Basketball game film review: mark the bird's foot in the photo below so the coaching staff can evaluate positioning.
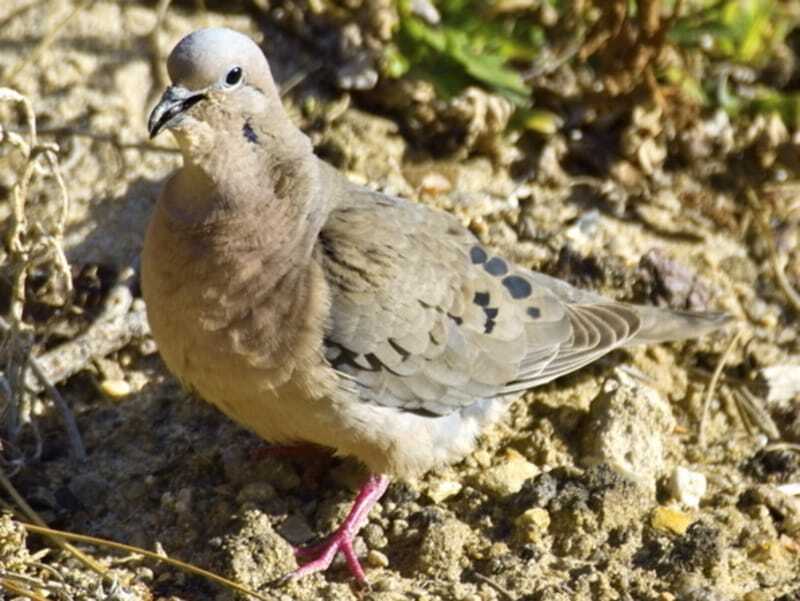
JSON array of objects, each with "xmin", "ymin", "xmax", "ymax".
[{"xmin": 288, "ymin": 474, "xmax": 390, "ymax": 584}]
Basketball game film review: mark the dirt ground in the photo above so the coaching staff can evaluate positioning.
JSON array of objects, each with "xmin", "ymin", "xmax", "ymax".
[{"xmin": 1, "ymin": 1, "xmax": 800, "ymax": 600}]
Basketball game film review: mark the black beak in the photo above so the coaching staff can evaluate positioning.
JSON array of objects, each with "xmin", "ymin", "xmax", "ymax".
[{"xmin": 148, "ymin": 85, "xmax": 206, "ymax": 138}]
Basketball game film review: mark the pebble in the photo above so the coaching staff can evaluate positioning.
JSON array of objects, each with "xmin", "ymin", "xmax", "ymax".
[
  {"xmin": 477, "ymin": 449, "xmax": 539, "ymax": 496},
  {"xmin": 99, "ymin": 378, "xmax": 131, "ymax": 399},
  {"xmin": 581, "ymin": 369, "xmax": 675, "ymax": 496},
  {"xmin": 514, "ymin": 507, "xmax": 551, "ymax": 542},
  {"xmin": 367, "ymin": 549, "xmax": 389, "ymax": 568},
  {"xmin": 415, "ymin": 517, "xmax": 472, "ymax": 579},
  {"xmin": 651, "ymin": 506, "xmax": 694, "ymax": 536},
  {"xmin": 427, "ymin": 479, "xmax": 463, "ymax": 503},
  {"xmin": 236, "ymin": 481, "xmax": 277, "ymax": 504},
  {"xmin": 668, "ymin": 466, "xmax": 707, "ymax": 509},
  {"xmin": 276, "ymin": 514, "xmax": 315, "ymax": 545}
]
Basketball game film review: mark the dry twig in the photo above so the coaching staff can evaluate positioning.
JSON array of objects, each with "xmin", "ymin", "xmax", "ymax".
[
  {"xmin": 0, "ymin": 466, "xmax": 106, "ymax": 575},
  {"xmin": 1, "ymin": 86, "xmax": 79, "ymax": 459},
  {"xmin": 699, "ymin": 328, "xmax": 746, "ymax": 447},
  {"xmin": 20, "ymin": 522, "xmax": 277, "ymax": 601}
]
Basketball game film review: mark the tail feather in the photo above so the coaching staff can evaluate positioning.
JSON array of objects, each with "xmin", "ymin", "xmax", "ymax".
[{"xmin": 629, "ymin": 306, "xmax": 733, "ymax": 344}]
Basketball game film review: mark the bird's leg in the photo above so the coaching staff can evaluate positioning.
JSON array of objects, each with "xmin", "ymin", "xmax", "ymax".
[{"xmin": 290, "ymin": 474, "xmax": 390, "ymax": 583}]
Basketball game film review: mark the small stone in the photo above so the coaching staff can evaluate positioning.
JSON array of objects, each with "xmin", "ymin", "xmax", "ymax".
[
  {"xmin": 757, "ymin": 363, "xmax": 800, "ymax": 403},
  {"xmin": 418, "ymin": 172, "xmax": 451, "ymax": 197},
  {"xmin": 99, "ymin": 378, "xmax": 131, "ymax": 399},
  {"xmin": 367, "ymin": 549, "xmax": 389, "ymax": 568},
  {"xmin": 362, "ymin": 523, "xmax": 388, "ymax": 549},
  {"xmin": 415, "ymin": 517, "xmax": 472, "ymax": 579},
  {"xmin": 276, "ymin": 514, "xmax": 315, "ymax": 545},
  {"xmin": 748, "ymin": 538, "xmax": 787, "ymax": 563},
  {"xmin": 582, "ymin": 369, "xmax": 676, "ymax": 496},
  {"xmin": 224, "ymin": 510, "xmax": 296, "ymax": 587},
  {"xmin": 668, "ymin": 466, "xmax": 707, "ymax": 509},
  {"xmin": 651, "ymin": 506, "xmax": 694, "ymax": 536},
  {"xmin": 427, "ymin": 479, "xmax": 463, "ymax": 503},
  {"xmin": 477, "ymin": 449, "xmax": 539, "ymax": 496},
  {"xmin": 514, "ymin": 507, "xmax": 550, "ymax": 542},
  {"xmin": 174, "ymin": 487, "xmax": 193, "ymax": 515},
  {"xmin": 236, "ymin": 481, "xmax": 277, "ymax": 505}
]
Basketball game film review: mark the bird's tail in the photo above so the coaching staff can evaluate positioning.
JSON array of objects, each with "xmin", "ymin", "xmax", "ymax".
[{"xmin": 628, "ymin": 306, "xmax": 733, "ymax": 345}]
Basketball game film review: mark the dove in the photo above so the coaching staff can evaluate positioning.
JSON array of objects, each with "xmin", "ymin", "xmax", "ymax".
[{"xmin": 142, "ymin": 27, "xmax": 730, "ymax": 584}]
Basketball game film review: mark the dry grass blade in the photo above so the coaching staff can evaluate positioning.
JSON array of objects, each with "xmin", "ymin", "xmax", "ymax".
[
  {"xmin": 699, "ymin": 328, "xmax": 746, "ymax": 447},
  {"xmin": 765, "ymin": 442, "xmax": 800, "ymax": 453},
  {"xmin": 19, "ymin": 522, "xmax": 277, "ymax": 601},
  {"xmin": 732, "ymin": 386, "xmax": 780, "ymax": 440},
  {"xmin": 0, "ymin": 577, "xmax": 50, "ymax": 601},
  {"xmin": 0, "ymin": 466, "xmax": 106, "ymax": 575}
]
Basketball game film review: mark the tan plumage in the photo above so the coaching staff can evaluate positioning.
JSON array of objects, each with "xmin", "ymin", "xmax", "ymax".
[{"xmin": 141, "ymin": 28, "xmax": 729, "ymax": 582}]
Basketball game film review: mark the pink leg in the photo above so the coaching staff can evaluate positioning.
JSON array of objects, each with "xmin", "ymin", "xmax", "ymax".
[{"xmin": 289, "ymin": 474, "xmax": 390, "ymax": 583}]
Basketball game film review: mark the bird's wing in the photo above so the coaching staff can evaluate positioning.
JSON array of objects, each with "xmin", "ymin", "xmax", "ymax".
[{"xmin": 319, "ymin": 185, "xmax": 646, "ymax": 416}]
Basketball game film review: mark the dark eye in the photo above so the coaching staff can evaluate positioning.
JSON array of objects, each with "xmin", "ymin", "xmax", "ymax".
[{"xmin": 225, "ymin": 66, "xmax": 242, "ymax": 87}]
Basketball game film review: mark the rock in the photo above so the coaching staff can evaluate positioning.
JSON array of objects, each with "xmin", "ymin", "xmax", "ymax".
[
  {"xmin": 414, "ymin": 517, "xmax": 473, "ymax": 580},
  {"xmin": 638, "ymin": 248, "xmax": 713, "ymax": 311},
  {"xmin": 651, "ymin": 506, "xmax": 694, "ymax": 536},
  {"xmin": 668, "ymin": 466, "xmax": 707, "ymax": 509},
  {"xmin": 581, "ymin": 369, "xmax": 676, "ymax": 496},
  {"xmin": 223, "ymin": 510, "xmax": 295, "ymax": 587},
  {"xmin": 426, "ymin": 479, "xmax": 463, "ymax": 503},
  {"xmin": 515, "ymin": 507, "xmax": 551, "ymax": 543},
  {"xmin": 236, "ymin": 481, "xmax": 277, "ymax": 505},
  {"xmin": 276, "ymin": 514, "xmax": 315, "ymax": 545},
  {"xmin": 367, "ymin": 549, "xmax": 389, "ymax": 568},
  {"xmin": 757, "ymin": 363, "xmax": 800, "ymax": 403},
  {"xmin": 99, "ymin": 378, "xmax": 132, "ymax": 399},
  {"xmin": 476, "ymin": 448, "xmax": 540, "ymax": 496}
]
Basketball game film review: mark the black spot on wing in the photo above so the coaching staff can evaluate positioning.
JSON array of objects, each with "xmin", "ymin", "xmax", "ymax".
[
  {"xmin": 502, "ymin": 275, "xmax": 532, "ymax": 299},
  {"xmin": 474, "ymin": 291, "xmax": 490, "ymax": 306},
  {"xmin": 482, "ymin": 305, "xmax": 498, "ymax": 334},
  {"xmin": 484, "ymin": 257, "xmax": 509, "ymax": 276},
  {"xmin": 527, "ymin": 306, "xmax": 541, "ymax": 319},
  {"xmin": 243, "ymin": 120, "xmax": 258, "ymax": 144},
  {"xmin": 470, "ymin": 246, "xmax": 488, "ymax": 264},
  {"xmin": 448, "ymin": 313, "xmax": 463, "ymax": 325}
]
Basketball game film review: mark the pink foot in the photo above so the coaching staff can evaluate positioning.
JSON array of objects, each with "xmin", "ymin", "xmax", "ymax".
[{"xmin": 288, "ymin": 474, "xmax": 390, "ymax": 584}]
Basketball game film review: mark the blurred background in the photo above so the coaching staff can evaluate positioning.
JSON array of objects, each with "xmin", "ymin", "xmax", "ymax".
[{"xmin": 0, "ymin": 1, "xmax": 799, "ymax": 600}]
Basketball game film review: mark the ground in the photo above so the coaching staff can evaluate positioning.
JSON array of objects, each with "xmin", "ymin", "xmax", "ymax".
[{"xmin": 1, "ymin": 2, "xmax": 799, "ymax": 601}]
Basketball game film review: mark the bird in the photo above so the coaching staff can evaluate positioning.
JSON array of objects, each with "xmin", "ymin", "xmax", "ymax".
[{"xmin": 141, "ymin": 27, "xmax": 730, "ymax": 584}]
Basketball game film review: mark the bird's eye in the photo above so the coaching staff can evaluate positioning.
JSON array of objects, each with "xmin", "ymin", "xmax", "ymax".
[{"xmin": 225, "ymin": 66, "xmax": 243, "ymax": 87}]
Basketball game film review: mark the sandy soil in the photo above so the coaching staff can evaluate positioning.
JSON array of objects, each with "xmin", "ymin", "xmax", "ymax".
[{"xmin": 1, "ymin": 2, "xmax": 799, "ymax": 600}]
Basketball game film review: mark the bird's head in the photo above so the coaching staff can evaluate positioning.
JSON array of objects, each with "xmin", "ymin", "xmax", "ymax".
[{"xmin": 148, "ymin": 28, "xmax": 287, "ymax": 159}]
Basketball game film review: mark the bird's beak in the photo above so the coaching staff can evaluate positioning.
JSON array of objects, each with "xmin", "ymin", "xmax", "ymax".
[{"xmin": 148, "ymin": 85, "xmax": 206, "ymax": 139}]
